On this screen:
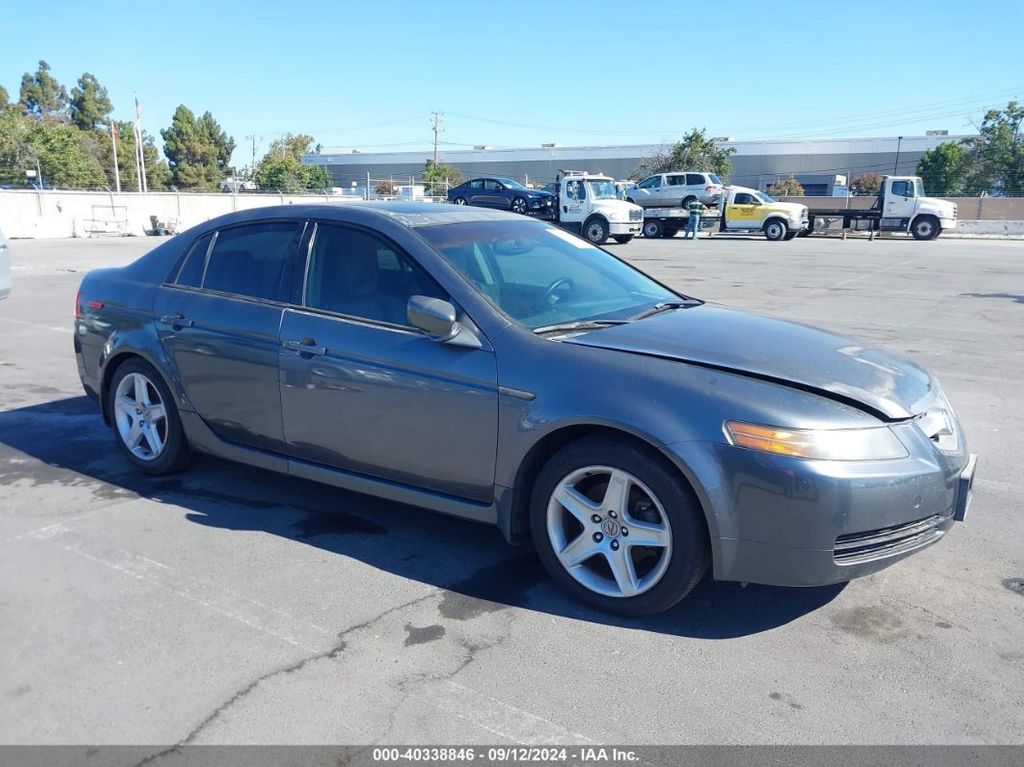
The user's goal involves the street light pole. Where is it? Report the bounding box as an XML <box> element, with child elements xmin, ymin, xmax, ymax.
<box><xmin>893</xmin><ymin>135</ymin><xmax>903</xmax><ymax>174</ymax></box>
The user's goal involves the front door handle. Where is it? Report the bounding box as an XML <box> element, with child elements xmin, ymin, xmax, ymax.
<box><xmin>159</xmin><ymin>313</ymin><xmax>194</xmax><ymax>328</ymax></box>
<box><xmin>283</xmin><ymin>338</ymin><xmax>326</xmax><ymax>357</ymax></box>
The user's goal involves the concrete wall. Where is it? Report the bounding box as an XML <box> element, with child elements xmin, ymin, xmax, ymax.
<box><xmin>0</xmin><ymin>189</ymin><xmax>361</xmax><ymax>239</ymax></box>
<box><xmin>777</xmin><ymin>196</ymin><xmax>1024</xmax><ymax>221</ymax></box>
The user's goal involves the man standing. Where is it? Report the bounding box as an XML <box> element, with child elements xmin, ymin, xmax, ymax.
<box><xmin>683</xmin><ymin>198</ymin><xmax>705</xmax><ymax>239</ymax></box>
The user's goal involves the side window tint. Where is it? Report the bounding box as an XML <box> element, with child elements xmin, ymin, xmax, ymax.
<box><xmin>891</xmin><ymin>180</ymin><xmax>912</xmax><ymax>197</ymax></box>
<box><xmin>175</xmin><ymin>233</ymin><xmax>212</xmax><ymax>287</ymax></box>
<box><xmin>666</xmin><ymin>175</ymin><xmax>684</xmax><ymax>186</ymax></box>
<box><xmin>638</xmin><ymin>177</ymin><xmax>657</xmax><ymax>189</ymax></box>
<box><xmin>469</xmin><ymin>179</ymin><xmax>484</xmax><ymax>190</ymax></box>
<box><xmin>734</xmin><ymin>193</ymin><xmax>754</xmax><ymax>205</ymax></box>
<box><xmin>686</xmin><ymin>173</ymin><xmax>705</xmax><ymax>185</ymax></box>
<box><xmin>305</xmin><ymin>225</ymin><xmax>446</xmax><ymax>326</ymax></box>
<box><xmin>202</xmin><ymin>222</ymin><xmax>300</xmax><ymax>301</ymax></box>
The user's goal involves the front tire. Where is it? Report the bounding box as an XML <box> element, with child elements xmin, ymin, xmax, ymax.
<box><xmin>764</xmin><ymin>219</ymin><xmax>788</xmax><ymax>241</ymax></box>
<box><xmin>911</xmin><ymin>215</ymin><xmax>940</xmax><ymax>240</ymax></box>
<box><xmin>583</xmin><ymin>217</ymin><xmax>609</xmax><ymax>245</ymax></box>
<box><xmin>611</xmin><ymin>235</ymin><xmax>634</xmax><ymax>244</ymax></box>
<box><xmin>511</xmin><ymin>197</ymin><xmax>528</xmax><ymax>215</ymax></box>
<box><xmin>108</xmin><ymin>358</ymin><xmax>191</xmax><ymax>475</ymax></box>
<box><xmin>530</xmin><ymin>437</ymin><xmax>710</xmax><ymax>616</ymax></box>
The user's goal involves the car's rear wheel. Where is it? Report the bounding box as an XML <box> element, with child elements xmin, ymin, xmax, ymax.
<box><xmin>530</xmin><ymin>438</ymin><xmax>709</xmax><ymax>616</ymax></box>
<box><xmin>681</xmin><ymin>195</ymin><xmax>697</xmax><ymax>208</ymax></box>
<box><xmin>108</xmin><ymin>358</ymin><xmax>190</xmax><ymax>475</ymax></box>
<box><xmin>511</xmin><ymin>197</ymin><xmax>528</xmax><ymax>215</ymax></box>
<box><xmin>453</xmin><ymin>197</ymin><xmax>467</xmax><ymax>205</ymax></box>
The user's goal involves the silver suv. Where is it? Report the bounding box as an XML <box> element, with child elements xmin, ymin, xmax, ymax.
<box><xmin>626</xmin><ymin>172</ymin><xmax>723</xmax><ymax>208</ymax></box>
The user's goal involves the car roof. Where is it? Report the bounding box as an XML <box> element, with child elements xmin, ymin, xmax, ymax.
<box><xmin>190</xmin><ymin>201</ymin><xmax>523</xmax><ymax>231</ymax></box>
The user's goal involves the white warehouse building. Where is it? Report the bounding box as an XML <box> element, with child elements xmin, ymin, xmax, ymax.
<box><xmin>302</xmin><ymin>134</ymin><xmax>965</xmax><ymax>196</ymax></box>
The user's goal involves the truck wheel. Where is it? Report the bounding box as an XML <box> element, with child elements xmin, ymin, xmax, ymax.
<box><xmin>643</xmin><ymin>220</ymin><xmax>663</xmax><ymax>239</ymax></box>
<box><xmin>611</xmin><ymin>235</ymin><xmax>634</xmax><ymax>244</ymax></box>
<box><xmin>911</xmin><ymin>215</ymin><xmax>940</xmax><ymax>240</ymax></box>
<box><xmin>764</xmin><ymin>219</ymin><xmax>788</xmax><ymax>241</ymax></box>
<box><xmin>662</xmin><ymin>227</ymin><xmax>678</xmax><ymax>239</ymax></box>
<box><xmin>583</xmin><ymin>217</ymin><xmax>609</xmax><ymax>245</ymax></box>
<box><xmin>511</xmin><ymin>197</ymin><xmax>528</xmax><ymax>215</ymax></box>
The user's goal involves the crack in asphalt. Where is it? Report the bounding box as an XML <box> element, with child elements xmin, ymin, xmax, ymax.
<box><xmin>133</xmin><ymin>589</ymin><xmax>443</xmax><ymax>767</ymax></box>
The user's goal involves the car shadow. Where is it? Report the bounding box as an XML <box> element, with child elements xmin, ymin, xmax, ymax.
<box><xmin>0</xmin><ymin>396</ymin><xmax>844</xmax><ymax>639</ymax></box>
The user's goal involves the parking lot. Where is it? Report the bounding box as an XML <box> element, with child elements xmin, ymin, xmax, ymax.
<box><xmin>0</xmin><ymin>233</ymin><xmax>1022</xmax><ymax>747</ymax></box>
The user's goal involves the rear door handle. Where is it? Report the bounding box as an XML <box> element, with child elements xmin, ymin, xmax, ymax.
<box><xmin>159</xmin><ymin>314</ymin><xmax>194</xmax><ymax>328</ymax></box>
<box><xmin>283</xmin><ymin>338</ymin><xmax>326</xmax><ymax>357</ymax></box>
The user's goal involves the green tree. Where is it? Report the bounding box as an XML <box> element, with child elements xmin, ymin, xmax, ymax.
<box><xmin>69</xmin><ymin>73</ymin><xmax>114</xmax><ymax>131</ymax></box>
<box><xmin>850</xmin><ymin>172</ymin><xmax>883</xmax><ymax>196</ymax></box>
<box><xmin>422</xmin><ymin>159</ymin><xmax>462</xmax><ymax>195</ymax></box>
<box><xmin>85</xmin><ymin>121</ymin><xmax>170</xmax><ymax>191</ymax></box>
<box><xmin>19</xmin><ymin>60</ymin><xmax>68</xmax><ymax>119</ymax></box>
<box><xmin>24</xmin><ymin>119</ymin><xmax>105</xmax><ymax>188</ymax></box>
<box><xmin>631</xmin><ymin>128</ymin><xmax>735</xmax><ymax>180</ymax></box>
<box><xmin>253</xmin><ymin>133</ymin><xmax>331</xmax><ymax>192</ymax></box>
<box><xmin>916</xmin><ymin>141</ymin><xmax>968</xmax><ymax>196</ymax></box>
<box><xmin>160</xmin><ymin>105</ymin><xmax>235</xmax><ymax>190</ymax></box>
<box><xmin>962</xmin><ymin>101</ymin><xmax>1024</xmax><ymax>196</ymax></box>
<box><xmin>768</xmin><ymin>175</ymin><xmax>805</xmax><ymax>197</ymax></box>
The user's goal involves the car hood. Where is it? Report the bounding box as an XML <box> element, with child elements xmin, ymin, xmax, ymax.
<box><xmin>564</xmin><ymin>304</ymin><xmax>934</xmax><ymax>419</ymax></box>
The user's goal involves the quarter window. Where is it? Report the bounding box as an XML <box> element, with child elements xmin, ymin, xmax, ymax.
<box><xmin>686</xmin><ymin>173</ymin><xmax>705</xmax><ymax>186</ymax></box>
<box><xmin>304</xmin><ymin>224</ymin><xmax>445</xmax><ymax>327</ymax></box>
<box><xmin>175</xmin><ymin>233</ymin><xmax>212</xmax><ymax>287</ymax></box>
<box><xmin>201</xmin><ymin>222</ymin><xmax>300</xmax><ymax>301</ymax></box>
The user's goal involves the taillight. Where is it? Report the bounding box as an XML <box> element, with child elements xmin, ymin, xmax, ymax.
<box><xmin>75</xmin><ymin>288</ymin><xmax>82</xmax><ymax>319</ymax></box>
<box><xmin>706</xmin><ymin>185</ymin><xmax>714</xmax><ymax>192</ymax></box>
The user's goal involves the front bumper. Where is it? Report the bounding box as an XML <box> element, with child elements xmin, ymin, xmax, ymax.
<box><xmin>609</xmin><ymin>221</ymin><xmax>642</xmax><ymax>235</ymax></box>
<box><xmin>940</xmin><ymin>217</ymin><xmax>957</xmax><ymax>230</ymax></box>
<box><xmin>668</xmin><ymin>428</ymin><xmax>976</xmax><ymax>587</ymax></box>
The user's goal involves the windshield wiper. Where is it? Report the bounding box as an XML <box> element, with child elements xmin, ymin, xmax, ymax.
<box><xmin>629</xmin><ymin>299</ymin><xmax>702</xmax><ymax>321</ymax></box>
<box><xmin>533</xmin><ymin>319</ymin><xmax>631</xmax><ymax>336</ymax></box>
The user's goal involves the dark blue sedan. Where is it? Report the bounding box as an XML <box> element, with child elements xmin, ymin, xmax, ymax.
<box><xmin>447</xmin><ymin>177</ymin><xmax>555</xmax><ymax>217</ymax></box>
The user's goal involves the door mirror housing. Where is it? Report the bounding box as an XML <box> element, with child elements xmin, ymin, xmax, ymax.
<box><xmin>407</xmin><ymin>295</ymin><xmax>481</xmax><ymax>349</ymax></box>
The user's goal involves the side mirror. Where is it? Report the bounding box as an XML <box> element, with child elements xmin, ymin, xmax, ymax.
<box><xmin>407</xmin><ymin>295</ymin><xmax>481</xmax><ymax>349</ymax></box>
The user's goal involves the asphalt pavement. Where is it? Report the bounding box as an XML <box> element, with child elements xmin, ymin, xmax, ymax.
<box><xmin>0</xmin><ymin>233</ymin><xmax>1021</xmax><ymax>747</ymax></box>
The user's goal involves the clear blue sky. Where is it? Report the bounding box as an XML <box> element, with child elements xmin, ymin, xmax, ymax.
<box><xmin>5</xmin><ymin>0</ymin><xmax>1022</xmax><ymax>167</ymax></box>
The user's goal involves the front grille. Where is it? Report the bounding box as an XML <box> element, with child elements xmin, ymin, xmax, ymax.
<box><xmin>629</xmin><ymin>209</ymin><xmax>643</xmax><ymax>221</ymax></box>
<box><xmin>834</xmin><ymin>514</ymin><xmax>946</xmax><ymax>565</ymax></box>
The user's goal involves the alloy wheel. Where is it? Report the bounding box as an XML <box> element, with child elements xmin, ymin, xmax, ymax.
<box><xmin>113</xmin><ymin>372</ymin><xmax>168</xmax><ymax>461</ymax></box>
<box><xmin>546</xmin><ymin>466</ymin><xmax>673</xmax><ymax>598</ymax></box>
<box><xmin>512</xmin><ymin>197</ymin><xmax>528</xmax><ymax>215</ymax></box>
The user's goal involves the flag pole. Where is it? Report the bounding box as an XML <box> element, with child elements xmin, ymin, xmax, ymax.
<box><xmin>110</xmin><ymin>121</ymin><xmax>121</xmax><ymax>193</ymax></box>
<box><xmin>134</xmin><ymin>94</ymin><xmax>148</xmax><ymax>193</ymax></box>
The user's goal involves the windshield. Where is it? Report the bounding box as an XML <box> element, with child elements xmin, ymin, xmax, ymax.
<box><xmin>755</xmin><ymin>191</ymin><xmax>775</xmax><ymax>203</ymax></box>
<box><xmin>914</xmin><ymin>178</ymin><xmax>925</xmax><ymax>197</ymax></box>
<box><xmin>586</xmin><ymin>180</ymin><xmax>619</xmax><ymax>200</ymax></box>
<box><xmin>498</xmin><ymin>178</ymin><xmax>527</xmax><ymax>190</ymax></box>
<box><xmin>418</xmin><ymin>220</ymin><xmax>678</xmax><ymax>330</ymax></box>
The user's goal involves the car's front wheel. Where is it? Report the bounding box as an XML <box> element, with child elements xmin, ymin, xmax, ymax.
<box><xmin>511</xmin><ymin>197</ymin><xmax>528</xmax><ymax>215</ymax></box>
<box><xmin>582</xmin><ymin>217</ymin><xmax>609</xmax><ymax>245</ymax></box>
<box><xmin>108</xmin><ymin>358</ymin><xmax>191</xmax><ymax>475</ymax></box>
<box><xmin>530</xmin><ymin>438</ymin><xmax>709</xmax><ymax>616</ymax></box>
<box><xmin>764</xmin><ymin>219</ymin><xmax>788</xmax><ymax>241</ymax></box>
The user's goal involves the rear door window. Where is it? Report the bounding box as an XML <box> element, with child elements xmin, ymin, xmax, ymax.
<box><xmin>202</xmin><ymin>222</ymin><xmax>301</xmax><ymax>301</ymax></box>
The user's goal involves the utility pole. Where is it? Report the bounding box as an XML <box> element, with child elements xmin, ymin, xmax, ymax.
<box><xmin>246</xmin><ymin>134</ymin><xmax>260</xmax><ymax>176</ymax></box>
<box><xmin>431</xmin><ymin>111</ymin><xmax>444</xmax><ymax>167</ymax></box>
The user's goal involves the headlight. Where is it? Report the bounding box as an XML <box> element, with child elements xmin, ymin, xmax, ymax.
<box><xmin>724</xmin><ymin>420</ymin><xmax>908</xmax><ymax>461</ymax></box>
<box><xmin>915</xmin><ymin>390</ymin><xmax>960</xmax><ymax>453</ymax></box>
<box><xmin>531</xmin><ymin>200</ymin><xmax>542</xmax><ymax>208</ymax></box>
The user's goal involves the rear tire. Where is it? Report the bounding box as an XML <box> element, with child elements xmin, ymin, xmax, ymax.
<box><xmin>529</xmin><ymin>437</ymin><xmax>710</xmax><ymax>616</ymax></box>
<box><xmin>453</xmin><ymin>197</ymin><xmax>467</xmax><ymax>205</ymax></box>
<box><xmin>611</xmin><ymin>235</ymin><xmax>634</xmax><ymax>244</ymax></box>
<box><xmin>107</xmin><ymin>358</ymin><xmax>191</xmax><ymax>475</ymax></box>
<box><xmin>764</xmin><ymin>219</ymin><xmax>788</xmax><ymax>241</ymax></box>
<box><xmin>911</xmin><ymin>215</ymin><xmax>940</xmax><ymax>240</ymax></box>
<box><xmin>681</xmin><ymin>196</ymin><xmax>697</xmax><ymax>208</ymax></box>
<box><xmin>783</xmin><ymin>231</ymin><xmax>798</xmax><ymax>241</ymax></box>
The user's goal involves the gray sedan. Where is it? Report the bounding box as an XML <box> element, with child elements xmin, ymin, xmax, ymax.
<box><xmin>74</xmin><ymin>203</ymin><xmax>976</xmax><ymax>616</ymax></box>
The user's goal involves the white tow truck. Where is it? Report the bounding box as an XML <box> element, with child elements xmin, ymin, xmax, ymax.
<box><xmin>805</xmin><ymin>176</ymin><xmax>957</xmax><ymax>239</ymax></box>
<box><xmin>549</xmin><ymin>170</ymin><xmax>644</xmax><ymax>245</ymax></box>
